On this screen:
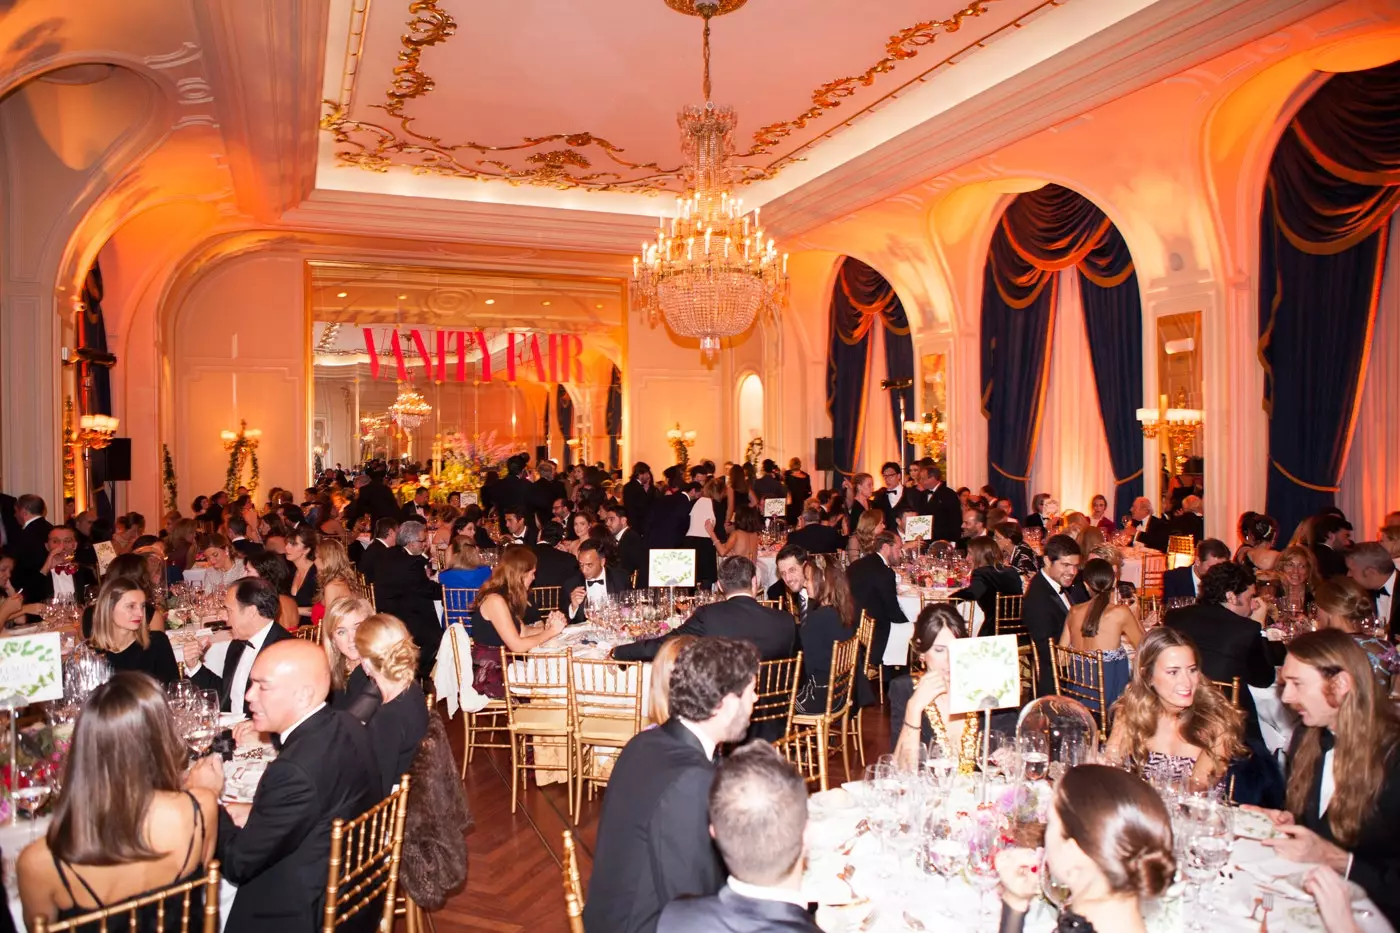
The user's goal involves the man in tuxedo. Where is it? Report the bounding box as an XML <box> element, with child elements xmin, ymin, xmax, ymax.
<box><xmin>491</xmin><ymin>456</ymin><xmax>534</xmax><ymax>535</ymax></box>
<box><xmin>0</xmin><ymin>492</ymin><xmax>21</xmax><ymax>554</ymax></box>
<box><xmin>585</xmin><ymin>638</ymin><xmax>760</xmax><ymax>933</ymax></box>
<box><xmin>913</xmin><ymin>462</ymin><xmax>962</xmax><ymax>543</ymax></box>
<box><xmin>344</xmin><ymin>468</ymin><xmax>400</xmax><ymax>529</ymax></box>
<box><xmin>502</xmin><ymin>506</ymin><xmax>536</xmax><ymax>547</ymax></box>
<box><xmin>189</xmin><ymin>639</ymin><xmax>381</xmax><ymax>933</ymax></box>
<box><xmin>11</xmin><ymin>495</ymin><xmax>52</xmax><ymax>594</ymax></box>
<box><xmin>1168</xmin><ymin>494</ymin><xmax>1206</xmax><ymax>544</ymax></box>
<box><xmin>958</xmin><ymin>507</ymin><xmax>987</xmax><ymax>552</ymax></box>
<box><xmin>184</xmin><ymin>578</ymin><xmax>293</xmax><ymax>714</ymax></box>
<box><xmin>646</xmin><ymin>466</ymin><xmax>692</xmax><ymax>550</ymax></box>
<box><xmin>845</xmin><ymin>531</ymin><xmax>906</xmax><ymax>692</ymax></box>
<box><xmin>1024</xmin><ymin>534</ymin><xmax>1081</xmax><ymax>696</ymax></box>
<box><xmin>227</xmin><ymin>515</ymin><xmax>259</xmax><ymax>557</ymax></box>
<box><xmin>1163</xmin><ymin>538</ymin><xmax>1230</xmax><ymax>602</ymax></box>
<box><xmin>658</xmin><ymin>742</ymin><xmax>819</xmax><ymax>933</ymax></box>
<box><xmin>356</xmin><ymin>518</ymin><xmax>398</xmax><ymax>585</ymax></box>
<box><xmin>603</xmin><ymin>503</ymin><xmax>647</xmax><ymax>588</ymax></box>
<box><xmin>531</xmin><ymin>521</ymin><xmax>581</xmax><ymax>592</ymax></box>
<box><xmin>765</xmin><ymin>544</ymin><xmax>809</xmax><ymax>614</ymax></box>
<box><xmin>872</xmin><ymin>462</ymin><xmax>912</xmax><ymax>532</ymax></box>
<box><xmin>399</xmin><ymin>486</ymin><xmax>431</xmax><ymax>522</ymax></box>
<box><xmin>532</xmin><ymin>460</ymin><xmax>568</xmax><ymax>529</ymax></box>
<box><xmin>21</xmin><ymin>525</ymin><xmax>97</xmax><ymax>606</ymax></box>
<box><xmin>1124</xmin><ymin>496</ymin><xmax>1171</xmax><ymax>552</ymax></box>
<box><xmin>1346</xmin><ymin>542</ymin><xmax>1397</xmax><ymax>638</ymax></box>
<box><xmin>622</xmin><ymin>462</ymin><xmax>659</xmax><ymax>542</ymax></box>
<box><xmin>785</xmin><ymin>508</ymin><xmax>844</xmax><ymax>555</ymax></box>
<box><xmin>372</xmin><ymin>521</ymin><xmax>443</xmax><ymax>679</ymax></box>
<box><xmin>613</xmin><ymin>557</ymin><xmax>795</xmax><ymax>662</ymax></box>
<box><xmin>1312</xmin><ymin>514</ymin><xmax>1353</xmax><ymax>579</ymax></box>
<box><xmin>566</xmin><ymin>539</ymin><xmax>627</xmax><ymax>623</ymax></box>
<box><xmin>751</xmin><ymin>459</ymin><xmax>785</xmax><ymax>504</ymax></box>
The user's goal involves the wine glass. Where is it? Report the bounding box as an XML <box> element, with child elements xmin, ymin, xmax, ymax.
<box><xmin>1181</xmin><ymin>798</ymin><xmax>1233</xmax><ymax>930</ymax></box>
<box><xmin>13</xmin><ymin>763</ymin><xmax>53</xmax><ymax>838</ymax></box>
<box><xmin>967</xmin><ymin>817</ymin><xmax>1005</xmax><ymax>925</ymax></box>
<box><xmin>1040</xmin><ymin>849</ymin><xmax>1073</xmax><ymax>910</ymax></box>
<box><xmin>920</xmin><ymin>806</ymin><xmax>967</xmax><ymax>905</ymax></box>
<box><xmin>1019</xmin><ymin>733</ymin><xmax>1049</xmax><ymax>782</ymax></box>
<box><xmin>922</xmin><ymin>738</ymin><xmax>955</xmax><ymax>795</ymax></box>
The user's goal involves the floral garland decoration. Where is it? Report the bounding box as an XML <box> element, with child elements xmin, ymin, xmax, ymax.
<box><xmin>744</xmin><ymin>436</ymin><xmax>764</xmax><ymax>468</ymax></box>
<box><xmin>223</xmin><ymin>422</ymin><xmax>261</xmax><ymax>496</ymax></box>
<box><xmin>162</xmin><ymin>444</ymin><xmax>178</xmax><ymax>512</ymax></box>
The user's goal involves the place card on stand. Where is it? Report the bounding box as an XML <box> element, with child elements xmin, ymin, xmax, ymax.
<box><xmin>903</xmin><ymin>515</ymin><xmax>932</xmax><ymax>542</ymax></box>
<box><xmin>946</xmin><ymin>634</ymin><xmax>1020</xmax><ymax>714</ymax></box>
<box><xmin>648</xmin><ymin>549</ymin><xmax>697</xmax><ymax>588</ymax></box>
<box><xmin>93</xmin><ymin>541</ymin><xmax>117</xmax><ymax>576</ymax></box>
<box><xmin>461</xmin><ymin>492</ymin><xmax>478</xmax><ymax>506</ymax></box>
<box><xmin>762</xmin><ymin>498</ymin><xmax>786</xmax><ymax>518</ymax></box>
<box><xmin>0</xmin><ymin>632</ymin><xmax>64</xmax><ymax>702</ymax></box>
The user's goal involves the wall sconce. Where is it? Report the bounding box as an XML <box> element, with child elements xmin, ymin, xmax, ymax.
<box><xmin>77</xmin><ymin>414</ymin><xmax>119</xmax><ymax>449</ymax></box>
<box><xmin>902</xmin><ymin>411</ymin><xmax>946</xmax><ymax>460</ymax></box>
<box><xmin>1136</xmin><ymin>391</ymin><xmax>1203</xmax><ymax>475</ymax></box>
<box><xmin>666</xmin><ymin>423</ymin><xmax>697</xmax><ymax>466</ymax></box>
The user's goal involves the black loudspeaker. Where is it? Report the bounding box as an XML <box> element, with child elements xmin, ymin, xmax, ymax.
<box><xmin>814</xmin><ymin>437</ymin><xmax>835</xmax><ymax>472</ymax></box>
<box><xmin>91</xmin><ymin>438</ymin><xmax>132</xmax><ymax>484</ymax></box>
<box><xmin>535</xmin><ymin>445</ymin><xmax>549</xmax><ymax>463</ymax></box>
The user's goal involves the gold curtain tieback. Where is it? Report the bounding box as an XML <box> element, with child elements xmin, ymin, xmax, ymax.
<box><xmin>1114</xmin><ymin>468</ymin><xmax>1144</xmax><ymax>485</ymax></box>
<box><xmin>991</xmin><ymin>462</ymin><xmax>1030</xmax><ymax>483</ymax></box>
<box><xmin>1270</xmin><ymin>459</ymin><xmax>1339</xmax><ymax>493</ymax></box>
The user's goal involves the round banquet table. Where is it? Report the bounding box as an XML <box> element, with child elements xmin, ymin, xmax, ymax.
<box><xmin>804</xmin><ymin>778</ymin><xmax>1389</xmax><ymax>933</ymax></box>
<box><xmin>883</xmin><ymin>589</ymin><xmax>985</xmax><ymax>666</ymax></box>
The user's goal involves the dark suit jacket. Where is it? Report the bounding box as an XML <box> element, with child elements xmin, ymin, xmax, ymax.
<box><xmin>786</xmin><ymin>523</ymin><xmax>845</xmax><ymax>555</ymax></box>
<box><xmin>875</xmin><ymin>487</ymin><xmax>913</xmax><ymax>530</ymax></box>
<box><xmin>399</xmin><ymin>501</ymin><xmax>430</xmax><ymax>523</ymax></box>
<box><xmin>218</xmin><ymin>706</ymin><xmax>382</xmax><ymax>933</ymax></box>
<box><xmin>920</xmin><ymin>483</ymin><xmax>962</xmax><ymax>543</ymax></box>
<box><xmin>615</xmin><ymin>527</ymin><xmax>647</xmax><ymax>587</ymax></box>
<box><xmin>952</xmin><ymin>565</ymin><xmax>1023</xmax><ymax>635</ymax></box>
<box><xmin>566</xmin><ymin>569</ymin><xmax>628</xmax><ymax>624</ymax></box>
<box><xmin>845</xmin><ymin>553</ymin><xmax>904</xmax><ymax>667</ymax></box>
<box><xmin>344</xmin><ymin>479</ymin><xmax>399</xmax><ymax>528</ymax></box>
<box><xmin>491</xmin><ymin>474</ymin><xmax>534</xmax><ymax>532</ymax></box>
<box><xmin>191</xmin><ymin>621</ymin><xmax>294</xmax><ymax>712</ymax></box>
<box><xmin>25</xmin><ymin>565</ymin><xmax>98</xmax><ymax>605</ymax></box>
<box><xmin>622</xmin><ymin>480</ymin><xmax>659</xmax><ymax>540</ymax></box>
<box><xmin>1164</xmin><ymin>604</ymin><xmax>1274</xmax><ymax>690</ymax></box>
<box><xmin>532</xmin><ymin>477</ymin><xmax>568</xmax><ymax>527</ymax></box>
<box><xmin>1130</xmin><ymin>515</ymin><xmax>1171</xmax><ymax>552</ymax></box>
<box><xmin>1169</xmin><ymin>511</ymin><xmax>1205</xmax><ymax>544</ymax></box>
<box><xmin>613</xmin><ymin>595</ymin><xmax>796</xmax><ymax>662</ymax></box>
<box><xmin>13</xmin><ymin>517</ymin><xmax>52</xmax><ymax>593</ymax></box>
<box><xmin>230</xmin><ymin>537</ymin><xmax>259</xmax><ymax>558</ymax></box>
<box><xmin>373</xmin><ymin>548</ymin><xmax>444</xmax><ymax>677</ymax></box>
<box><xmin>356</xmin><ymin>539</ymin><xmax>390</xmax><ymax>584</ymax></box>
<box><xmin>0</xmin><ymin>493</ymin><xmax>22</xmax><ymax>556</ymax></box>
<box><xmin>646</xmin><ymin>493</ymin><xmax>692</xmax><ymax>551</ymax></box>
<box><xmin>1023</xmin><ymin>571</ymin><xmax>1069</xmax><ymax>696</ymax></box>
<box><xmin>1162</xmin><ymin>566</ymin><xmax>1199</xmax><ymax>602</ymax></box>
<box><xmin>1313</xmin><ymin>543</ymin><xmax>1348</xmax><ymax>579</ymax></box>
<box><xmin>584</xmin><ymin>719</ymin><xmax>723</xmax><ymax>933</ymax></box>
<box><xmin>530</xmin><ymin>543</ymin><xmax>581</xmax><ymax>592</ymax></box>
<box><xmin>659</xmin><ymin>886</ymin><xmax>820</xmax><ymax>933</ymax></box>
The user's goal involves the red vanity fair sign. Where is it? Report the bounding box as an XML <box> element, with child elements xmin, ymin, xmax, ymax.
<box><xmin>362</xmin><ymin>328</ymin><xmax>585</xmax><ymax>384</ymax></box>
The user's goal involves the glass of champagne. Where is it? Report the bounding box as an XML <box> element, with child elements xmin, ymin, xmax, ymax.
<box><xmin>1019</xmin><ymin>733</ymin><xmax>1050</xmax><ymax>782</ymax></box>
<box><xmin>1040</xmin><ymin>849</ymin><xmax>1073</xmax><ymax>911</ymax></box>
<box><xmin>13</xmin><ymin>763</ymin><xmax>54</xmax><ymax>839</ymax></box>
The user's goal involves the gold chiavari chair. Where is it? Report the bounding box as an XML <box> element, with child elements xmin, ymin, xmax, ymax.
<box><xmin>854</xmin><ymin>611</ymin><xmax>883</xmax><ymax>703</ymax></box>
<box><xmin>1049</xmin><ymin>644</ymin><xmax>1109</xmax><ymax>738</ymax></box>
<box><xmin>530</xmin><ymin>585</ymin><xmax>563</xmax><ymax>613</ymax></box>
<box><xmin>752</xmin><ymin>653</ymin><xmax>802</xmax><ymax>741</ymax></box>
<box><xmin>1141</xmin><ymin>551</ymin><xmax>1167</xmax><ymax>598</ymax></box>
<box><xmin>561</xmin><ymin>830</ymin><xmax>585</xmax><ymax>933</ymax></box>
<box><xmin>994</xmin><ymin>594</ymin><xmax>1027</xmax><ymax>639</ymax></box>
<box><xmin>774</xmin><ymin>724</ymin><xmax>826</xmax><ymax>787</ymax></box>
<box><xmin>321</xmin><ymin>778</ymin><xmax>410</xmax><ymax>933</ymax></box>
<box><xmin>502</xmin><ymin>650</ymin><xmax>574</xmax><ymax>816</ymax></box>
<box><xmin>1017</xmin><ymin>641</ymin><xmax>1040</xmax><ymax>705</ymax></box>
<box><xmin>789</xmin><ymin>635</ymin><xmax>859</xmax><ymax>791</ymax></box>
<box><xmin>441</xmin><ymin>586</ymin><xmax>480</xmax><ymax>633</ymax></box>
<box><xmin>439</xmin><ymin>624</ymin><xmax>508</xmax><ymax>774</ymax></box>
<box><xmin>295</xmin><ymin>623</ymin><xmax>322</xmax><ymax>644</ymax></box>
<box><xmin>33</xmin><ymin>862</ymin><xmax>222</xmax><ymax>933</ymax></box>
<box><xmin>570</xmin><ymin>657</ymin><xmax>644</xmax><ymax>823</ymax></box>
<box><xmin>1209</xmin><ymin>676</ymin><xmax>1242</xmax><ymax>708</ymax></box>
<box><xmin>1167</xmin><ymin>535</ymin><xmax>1197</xmax><ymax>568</ymax></box>
<box><xmin>757</xmin><ymin>598</ymin><xmax>786</xmax><ymax>612</ymax></box>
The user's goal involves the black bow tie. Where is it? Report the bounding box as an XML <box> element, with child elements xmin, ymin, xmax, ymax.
<box><xmin>587</xmin><ymin>579</ymin><xmax>605</xmax><ymax>587</ymax></box>
<box><xmin>1376</xmin><ymin>587</ymin><xmax>1390</xmax><ymax>599</ymax></box>
<box><xmin>270</xmin><ymin>733</ymin><xmax>284</xmax><ymax>752</ymax></box>
<box><xmin>1319</xmin><ymin>730</ymin><xmax>1335</xmax><ymax>753</ymax></box>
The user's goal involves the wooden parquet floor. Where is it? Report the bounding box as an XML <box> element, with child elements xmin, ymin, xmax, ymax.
<box><xmin>430</xmin><ymin>707</ymin><xmax>894</xmax><ymax>933</ymax></box>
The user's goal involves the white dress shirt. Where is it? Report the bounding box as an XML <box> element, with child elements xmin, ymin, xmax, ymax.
<box><xmin>687</xmin><ymin>496</ymin><xmax>715</xmax><ymax>538</ymax></box>
<box><xmin>1041</xmin><ymin>569</ymin><xmax>1071</xmax><ymax>610</ymax></box>
<box><xmin>885</xmin><ymin>485</ymin><xmax>903</xmax><ymax>507</ymax></box>
<box><xmin>1378</xmin><ymin>570</ymin><xmax>1395</xmax><ymax>629</ymax></box>
<box><xmin>584</xmin><ymin>569</ymin><xmax>611</xmax><ymax>609</ymax></box>
<box><xmin>725</xmin><ymin>877</ymin><xmax>809</xmax><ymax>909</ymax></box>
<box><xmin>679</xmin><ymin>717</ymin><xmax>717</xmax><ymax>761</ymax></box>
<box><xmin>193</xmin><ymin>619</ymin><xmax>277</xmax><ymax>717</ymax></box>
<box><xmin>280</xmin><ymin>702</ymin><xmax>328</xmax><ymax>745</ymax></box>
<box><xmin>50</xmin><ymin>569</ymin><xmax>76</xmax><ymax>599</ymax></box>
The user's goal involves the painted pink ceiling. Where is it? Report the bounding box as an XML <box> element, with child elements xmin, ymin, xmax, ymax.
<box><xmin>324</xmin><ymin>0</ymin><xmax>1048</xmax><ymax>193</ymax></box>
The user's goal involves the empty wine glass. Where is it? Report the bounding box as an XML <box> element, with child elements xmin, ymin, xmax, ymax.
<box><xmin>1040</xmin><ymin>849</ymin><xmax>1073</xmax><ymax>910</ymax></box>
<box><xmin>967</xmin><ymin>817</ymin><xmax>1005</xmax><ymax>925</ymax></box>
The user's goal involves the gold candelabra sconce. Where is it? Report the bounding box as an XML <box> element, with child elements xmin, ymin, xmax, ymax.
<box><xmin>77</xmin><ymin>413</ymin><xmax>119</xmax><ymax>449</ymax></box>
<box><xmin>666</xmin><ymin>423</ymin><xmax>697</xmax><ymax>466</ymax></box>
<box><xmin>1135</xmin><ymin>390</ymin><xmax>1203</xmax><ymax>476</ymax></box>
<box><xmin>902</xmin><ymin>411</ymin><xmax>946</xmax><ymax>460</ymax></box>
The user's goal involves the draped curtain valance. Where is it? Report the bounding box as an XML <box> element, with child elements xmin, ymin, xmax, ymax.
<box><xmin>982</xmin><ymin>184</ymin><xmax>1143</xmax><ymax>518</ymax></box>
<box><xmin>1260</xmin><ymin>59</ymin><xmax>1400</xmax><ymax>540</ymax></box>
<box><xmin>826</xmin><ymin>258</ymin><xmax>914</xmax><ymax>476</ymax></box>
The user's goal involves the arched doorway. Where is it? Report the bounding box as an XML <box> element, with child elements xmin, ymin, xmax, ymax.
<box><xmin>736</xmin><ymin>372</ymin><xmax>764</xmax><ymax>458</ymax></box>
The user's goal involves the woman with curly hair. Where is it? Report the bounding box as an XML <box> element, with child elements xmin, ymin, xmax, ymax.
<box><xmin>1105</xmin><ymin>627</ymin><xmax>1245</xmax><ymax>794</ymax></box>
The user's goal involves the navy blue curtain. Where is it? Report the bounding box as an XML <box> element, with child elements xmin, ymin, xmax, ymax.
<box><xmin>825</xmin><ymin>257</ymin><xmax>914</xmax><ymax>475</ymax></box>
<box><xmin>606</xmin><ymin>365</ymin><xmax>622</xmax><ymax>470</ymax></box>
<box><xmin>981</xmin><ymin>185</ymin><xmax>1141</xmax><ymax>517</ymax></box>
<box><xmin>557</xmin><ymin>385</ymin><xmax>574</xmax><ymax>467</ymax></box>
<box><xmin>1259</xmin><ymin>61</ymin><xmax>1400</xmax><ymax>542</ymax></box>
<box><xmin>78</xmin><ymin>261</ymin><xmax>113</xmax><ymax>415</ymax></box>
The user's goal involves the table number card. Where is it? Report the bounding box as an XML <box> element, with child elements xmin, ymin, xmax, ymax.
<box><xmin>93</xmin><ymin>541</ymin><xmax>118</xmax><ymax>576</ymax></box>
<box><xmin>0</xmin><ymin>632</ymin><xmax>64</xmax><ymax>703</ymax></box>
<box><xmin>461</xmin><ymin>492</ymin><xmax>479</xmax><ymax>507</ymax></box>
<box><xmin>648</xmin><ymin>549</ymin><xmax>697</xmax><ymax>588</ymax></box>
<box><xmin>903</xmin><ymin>515</ymin><xmax>932</xmax><ymax>542</ymax></box>
<box><xmin>946</xmin><ymin>634</ymin><xmax>1020</xmax><ymax>714</ymax></box>
<box><xmin>763</xmin><ymin>498</ymin><xmax>786</xmax><ymax>518</ymax></box>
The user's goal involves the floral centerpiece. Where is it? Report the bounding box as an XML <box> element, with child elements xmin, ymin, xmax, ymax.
<box><xmin>438</xmin><ymin>431</ymin><xmax>514</xmax><ymax>497</ymax></box>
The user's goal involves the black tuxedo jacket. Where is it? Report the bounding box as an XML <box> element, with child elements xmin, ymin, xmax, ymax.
<box><xmin>659</xmin><ymin>886</ymin><xmax>820</xmax><ymax>933</ymax></box>
<box><xmin>1169</xmin><ymin>511</ymin><xmax>1205</xmax><ymax>544</ymax></box>
<box><xmin>530</xmin><ymin>543</ymin><xmax>581</xmax><ymax>592</ymax></box>
<box><xmin>230</xmin><ymin>537</ymin><xmax>259</xmax><ymax>557</ymax></box>
<box><xmin>952</xmin><ymin>565</ymin><xmax>1023</xmax><ymax>635</ymax></box>
<box><xmin>1023</xmin><ymin>572</ymin><xmax>1069</xmax><ymax>696</ymax></box>
<box><xmin>875</xmin><ymin>486</ymin><xmax>914</xmax><ymax>530</ymax></box>
<box><xmin>613</xmin><ymin>595</ymin><xmax>796</xmax><ymax>663</ymax></box>
<box><xmin>191</xmin><ymin>622</ymin><xmax>294</xmax><ymax>712</ymax></box>
<box><xmin>13</xmin><ymin>517</ymin><xmax>52</xmax><ymax>593</ymax></box>
<box><xmin>1130</xmin><ymin>515</ymin><xmax>1171</xmax><ymax>552</ymax></box>
<box><xmin>372</xmin><ymin>548</ymin><xmax>444</xmax><ymax>677</ymax></box>
<box><xmin>218</xmin><ymin>706</ymin><xmax>382</xmax><ymax>933</ymax></box>
<box><xmin>0</xmin><ymin>494</ymin><xmax>21</xmax><ymax>555</ymax></box>
<box><xmin>646</xmin><ymin>493</ymin><xmax>692</xmax><ymax>550</ymax></box>
<box><xmin>491</xmin><ymin>474</ymin><xmax>533</xmax><ymax>532</ymax></box>
<box><xmin>845</xmin><ymin>553</ymin><xmax>905</xmax><ymax>673</ymax></box>
<box><xmin>1164</xmin><ymin>603</ymin><xmax>1275</xmax><ymax>690</ymax></box>
<box><xmin>25</xmin><ymin>565</ymin><xmax>98</xmax><ymax>605</ymax></box>
<box><xmin>531</xmin><ymin>477</ymin><xmax>568</xmax><ymax>527</ymax></box>
<box><xmin>399</xmin><ymin>501</ymin><xmax>430</xmax><ymax>523</ymax></box>
<box><xmin>622</xmin><ymin>480</ymin><xmax>659</xmax><ymax>540</ymax></box>
<box><xmin>1162</xmin><ymin>566</ymin><xmax>1198</xmax><ymax>602</ymax></box>
<box><xmin>1313</xmin><ymin>543</ymin><xmax>1348</xmax><ymax>580</ymax></box>
<box><xmin>919</xmin><ymin>483</ymin><xmax>962</xmax><ymax>543</ymax></box>
<box><xmin>786</xmin><ymin>523</ymin><xmax>844</xmax><ymax>555</ymax></box>
<box><xmin>615</xmin><ymin>527</ymin><xmax>647</xmax><ymax>587</ymax></box>
<box><xmin>584</xmin><ymin>719</ymin><xmax>723</xmax><ymax>933</ymax></box>
<box><xmin>356</xmin><ymin>539</ymin><xmax>389</xmax><ymax>584</ymax></box>
<box><xmin>566</xmin><ymin>569</ymin><xmax>628</xmax><ymax>624</ymax></box>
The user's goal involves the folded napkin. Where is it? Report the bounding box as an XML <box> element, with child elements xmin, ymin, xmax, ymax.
<box><xmin>431</xmin><ymin>625</ymin><xmax>490</xmax><ymax>717</ymax></box>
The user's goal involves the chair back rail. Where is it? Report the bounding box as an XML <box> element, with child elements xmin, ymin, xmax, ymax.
<box><xmin>32</xmin><ymin>862</ymin><xmax>223</xmax><ymax>933</ymax></box>
<box><xmin>322</xmin><ymin>777</ymin><xmax>411</xmax><ymax>933</ymax></box>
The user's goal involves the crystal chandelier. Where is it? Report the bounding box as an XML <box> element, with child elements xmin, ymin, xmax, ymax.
<box><xmin>388</xmin><ymin>384</ymin><xmax>432</xmax><ymax>431</ymax></box>
<box><xmin>632</xmin><ymin>0</ymin><xmax>788</xmax><ymax>358</ymax></box>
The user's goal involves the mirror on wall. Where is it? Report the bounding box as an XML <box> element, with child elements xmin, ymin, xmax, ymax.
<box><xmin>1151</xmin><ymin>310</ymin><xmax>1204</xmax><ymax>494</ymax></box>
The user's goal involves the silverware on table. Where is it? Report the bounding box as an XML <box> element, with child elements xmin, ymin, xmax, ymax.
<box><xmin>1258</xmin><ymin>891</ymin><xmax>1273</xmax><ymax>933</ymax></box>
<box><xmin>902</xmin><ymin>911</ymin><xmax>927</xmax><ymax>931</ymax></box>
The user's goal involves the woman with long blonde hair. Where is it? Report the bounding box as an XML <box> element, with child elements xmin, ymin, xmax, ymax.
<box><xmin>1105</xmin><ymin>627</ymin><xmax>1244</xmax><ymax>793</ymax></box>
<box><xmin>313</xmin><ymin>538</ymin><xmax>356</xmax><ymax>609</ymax></box>
<box><xmin>647</xmin><ymin>634</ymin><xmax>697</xmax><ymax>725</ymax></box>
<box><xmin>1254</xmin><ymin>630</ymin><xmax>1400</xmax><ymax>927</ymax></box>
<box><xmin>853</xmin><ymin>508</ymin><xmax>885</xmax><ymax>557</ymax></box>
<box><xmin>325</xmin><ymin>596</ymin><xmax>379</xmax><ymax>721</ymax></box>
<box><xmin>469</xmin><ymin>546</ymin><xmax>566</xmax><ymax>697</ymax></box>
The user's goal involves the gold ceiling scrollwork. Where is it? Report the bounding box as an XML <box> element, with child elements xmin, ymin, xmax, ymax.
<box><xmin>321</xmin><ymin>0</ymin><xmax>1010</xmax><ymax>192</ymax></box>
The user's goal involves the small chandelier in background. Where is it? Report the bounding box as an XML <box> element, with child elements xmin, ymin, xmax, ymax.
<box><xmin>389</xmin><ymin>384</ymin><xmax>432</xmax><ymax>431</ymax></box>
<box><xmin>632</xmin><ymin>0</ymin><xmax>788</xmax><ymax>359</ymax></box>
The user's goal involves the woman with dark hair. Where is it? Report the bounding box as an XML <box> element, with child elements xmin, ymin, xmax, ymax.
<box><xmin>953</xmin><ymin>536</ymin><xmax>1023</xmax><ymax>634</ymax></box>
<box><xmin>165</xmin><ymin>519</ymin><xmax>199</xmax><ymax>585</ymax></box>
<box><xmin>1311</xmin><ymin>577</ymin><xmax>1395</xmax><ymax>692</ymax></box>
<box><xmin>88</xmin><ymin>577</ymin><xmax>179</xmax><ymax>684</ymax></box>
<box><xmin>82</xmin><ymin>552</ymin><xmax>167</xmax><ymax>640</ymax></box>
<box><xmin>993</xmin><ymin>521</ymin><xmax>1040</xmax><ymax>578</ymax></box>
<box><xmin>284</xmin><ymin>525</ymin><xmax>319</xmax><ymax>615</ymax></box>
<box><xmin>1237</xmin><ymin>512</ymin><xmax>1281</xmax><ymax>573</ymax></box>
<box><xmin>244</xmin><ymin>549</ymin><xmax>300</xmax><ymax>631</ymax></box>
<box><xmin>1059</xmin><ymin>558</ymin><xmax>1143</xmax><ymax>713</ymax></box>
<box><xmin>995</xmin><ymin>765</ymin><xmax>1175</xmax><ymax>933</ymax></box>
<box><xmin>782</xmin><ymin>458</ymin><xmax>811</xmax><ymax>525</ymax></box>
<box><xmin>468</xmin><ymin>547</ymin><xmax>567</xmax><ymax>697</ymax></box>
<box><xmin>1250</xmin><ymin>630</ymin><xmax>1400</xmax><ymax>926</ymax></box>
<box><xmin>795</xmin><ymin>557</ymin><xmax>856</xmax><ymax>714</ymax></box>
<box><xmin>1088</xmin><ymin>494</ymin><xmax>1116</xmax><ymax>537</ymax></box>
<box><xmin>18</xmin><ymin>673</ymin><xmax>217</xmax><ymax>925</ymax></box>
<box><xmin>1105</xmin><ymin>627</ymin><xmax>1245</xmax><ymax>793</ymax></box>
<box><xmin>891</xmin><ymin>605</ymin><xmax>977</xmax><ymax>772</ymax></box>
<box><xmin>707</xmin><ymin>504</ymin><xmax>760</xmax><ymax>564</ymax></box>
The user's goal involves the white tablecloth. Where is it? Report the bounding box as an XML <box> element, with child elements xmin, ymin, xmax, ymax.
<box><xmin>883</xmin><ymin>590</ymin><xmax>985</xmax><ymax>666</ymax></box>
<box><xmin>757</xmin><ymin>555</ymin><xmax>779</xmax><ymax>594</ymax></box>
<box><xmin>3</xmin><ymin>815</ymin><xmax>50</xmax><ymax>931</ymax></box>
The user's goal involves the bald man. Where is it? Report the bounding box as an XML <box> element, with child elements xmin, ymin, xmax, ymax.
<box><xmin>189</xmin><ymin>640</ymin><xmax>381</xmax><ymax>933</ymax></box>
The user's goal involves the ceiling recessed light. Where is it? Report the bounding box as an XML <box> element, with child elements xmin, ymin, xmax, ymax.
<box><xmin>336</xmin><ymin>291</ymin><xmax>347</xmax><ymax>298</ymax></box>
<box><xmin>397</xmin><ymin>294</ymin><xmax>408</xmax><ymax>300</ymax></box>
<box><xmin>541</xmin><ymin>300</ymin><xmax>552</xmax><ymax>307</ymax></box>
<box><xmin>485</xmin><ymin>298</ymin><xmax>495</xmax><ymax>305</ymax></box>
<box><xmin>595</xmin><ymin>303</ymin><xmax>604</xmax><ymax>309</ymax></box>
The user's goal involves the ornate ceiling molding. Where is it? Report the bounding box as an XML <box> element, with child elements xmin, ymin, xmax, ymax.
<box><xmin>319</xmin><ymin>0</ymin><xmax>1017</xmax><ymax>193</ymax></box>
